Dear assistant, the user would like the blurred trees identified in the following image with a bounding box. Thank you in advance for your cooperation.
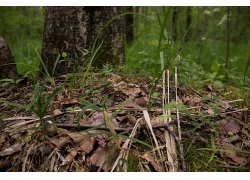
[1,6,250,80]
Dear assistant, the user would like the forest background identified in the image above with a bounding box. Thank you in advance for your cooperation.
[0,6,250,90]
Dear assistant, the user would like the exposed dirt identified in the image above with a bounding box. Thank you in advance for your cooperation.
[0,72,249,172]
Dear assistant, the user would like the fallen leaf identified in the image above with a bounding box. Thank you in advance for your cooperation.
[50,136,70,149]
[80,137,95,153]
[134,97,147,108]
[0,160,11,171]
[89,112,119,147]
[0,133,7,147]
[90,146,107,167]
[59,148,77,172]
[53,109,63,116]
[68,132,89,143]
[217,118,241,134]
[219,141,247,166]
[141,153,162,172]
[61,99,79,106]
[101,146,119,172]
[0,142,25,156]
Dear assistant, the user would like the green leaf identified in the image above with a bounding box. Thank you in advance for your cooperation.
[211,60,220,72]
[109,99,128,120]
[42,84,64,110]
[213,80,223,88]
[201,96,210,101]
[62,52,67,58]
[214,109,221,115]
[0,79,15,83]
[208,72,217,79]
[0,100,28,110]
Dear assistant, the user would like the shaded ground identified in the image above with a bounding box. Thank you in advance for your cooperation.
[0,72,249,172]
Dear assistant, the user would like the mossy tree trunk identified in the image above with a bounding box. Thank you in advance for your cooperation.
[41,6,124,76]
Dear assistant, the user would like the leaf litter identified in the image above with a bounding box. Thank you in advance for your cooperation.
[0,72,249,172]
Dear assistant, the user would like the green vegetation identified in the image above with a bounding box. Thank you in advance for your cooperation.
[0,7,43,79]
[0,6,250,172]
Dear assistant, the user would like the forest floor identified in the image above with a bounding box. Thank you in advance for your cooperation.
[0,72,249,172]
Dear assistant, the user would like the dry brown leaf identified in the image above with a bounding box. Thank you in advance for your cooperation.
[0,133,7,147]
[90,146,107,167]
[207,107,214,116]
[124,99,141,109]
[141,153,162,172]
[101,146,120,172]
[68,131,96,153]
[89,112,119,147]
[50,136,70,149]
[219,142,247,166]
[59,148,77,172]
[217,118,241,134]
[116,115,128,122]
[134,97,147,108]
[80,137,95,153]
[0,142,25,156]
[53,109,63,116]
[107,74,122,83]
[115,83,141,99]
[68,132,89,143]
[0,160,11,171]
[220,100,233,111]
[61,99,79,105]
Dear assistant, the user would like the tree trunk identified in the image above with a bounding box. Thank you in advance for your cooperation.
[185,7,191,43]
[198,7,208,65]
[125,6,134,45]
[0,36,19,80]
[41,6,124,76]
[172,6,178,41]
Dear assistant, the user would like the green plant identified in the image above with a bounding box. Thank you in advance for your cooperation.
[148,92,161,106]
[0,81,64,137]
[0,76,25,88]
[77,97,152,149]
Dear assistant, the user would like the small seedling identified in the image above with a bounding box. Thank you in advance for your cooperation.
[0,81,64,137]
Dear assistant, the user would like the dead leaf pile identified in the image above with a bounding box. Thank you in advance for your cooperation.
[0,73,249,171]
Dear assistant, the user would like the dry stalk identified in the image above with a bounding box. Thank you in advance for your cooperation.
[111,118,143,172]
[22,144,33,172]
[143,110,165,170]
[175,67,186,172]
[162,70,177,172]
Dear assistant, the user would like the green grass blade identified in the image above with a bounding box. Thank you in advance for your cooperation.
[27,39,55,87]
[243,36,250,85]
[42,84,64,110]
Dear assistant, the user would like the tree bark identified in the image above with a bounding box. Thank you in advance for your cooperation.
[125,6,134,45]
[185,7,191,43]
[172,6,178,41]
[41,6,124,76]
[0,36,19,80]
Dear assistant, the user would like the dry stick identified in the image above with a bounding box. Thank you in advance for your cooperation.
[22,144,33,172]
[143,110,164,170]
[175,67,186,172]
[163,70,176,172]
[168,70,178,171]
[55,121,175,132]
[111,118,143,172]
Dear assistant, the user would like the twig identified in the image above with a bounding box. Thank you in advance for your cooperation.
[54,121,174,132]
[175,67,186,172]
[22,144,33,172]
